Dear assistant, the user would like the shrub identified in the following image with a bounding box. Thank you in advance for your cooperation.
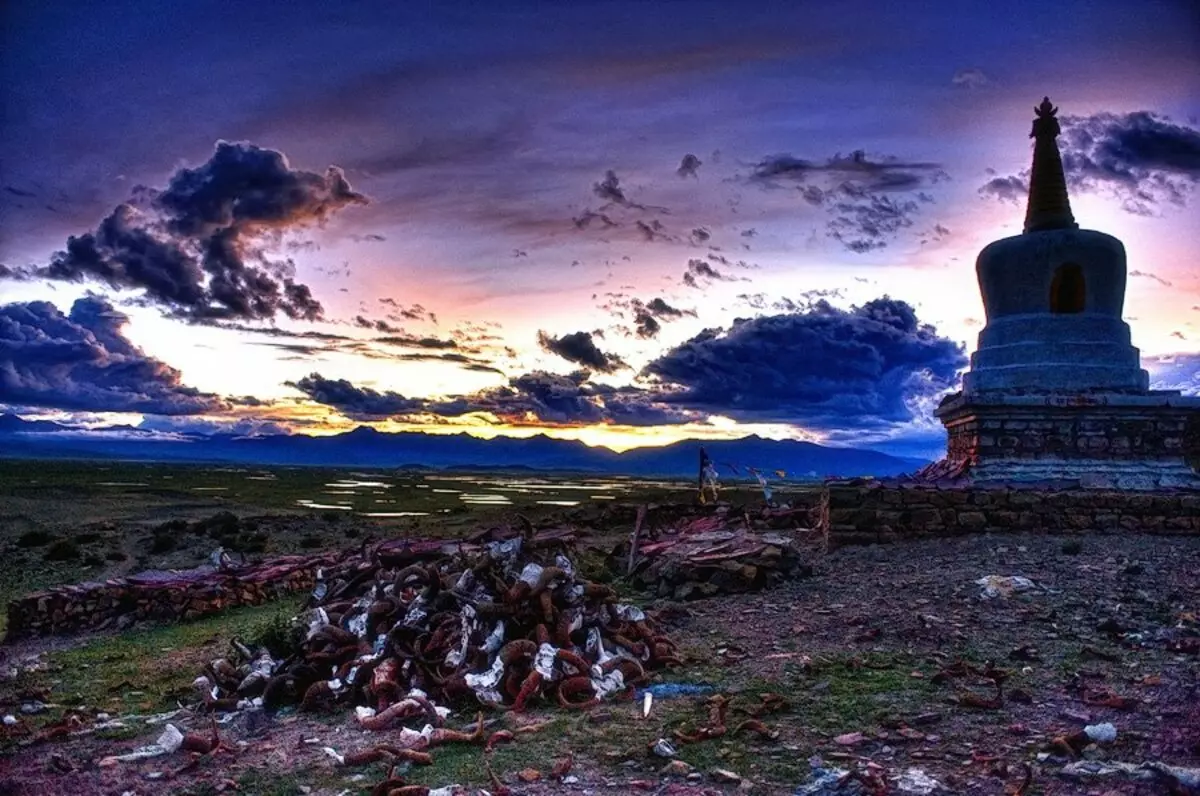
[232,531,270,554]
[156,518,189,535]
[299,535,322,549]
[74,532,103,544]
[105,550,128,562]
[198,511,240,538]
[44,539,80,561]
[17,530,55,548]
[251,609,304,660]
[1061,539,1083,555]
[150,532,177,554]
[240,538,268,554]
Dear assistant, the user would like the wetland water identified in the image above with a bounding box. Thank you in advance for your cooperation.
[0,460,701,518]
[288,472,673,513]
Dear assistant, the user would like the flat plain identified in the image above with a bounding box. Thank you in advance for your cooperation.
[1,461,1198,795]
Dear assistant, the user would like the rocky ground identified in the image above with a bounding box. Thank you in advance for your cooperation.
[2,527,1197,796]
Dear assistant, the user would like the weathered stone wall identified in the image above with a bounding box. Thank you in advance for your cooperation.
[819,482,1200,545]
[4,553,338,641]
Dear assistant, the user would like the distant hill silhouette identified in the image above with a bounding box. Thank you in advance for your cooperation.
[0,414,926,478]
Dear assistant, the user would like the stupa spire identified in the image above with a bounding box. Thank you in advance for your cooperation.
[1023,97,1078,233]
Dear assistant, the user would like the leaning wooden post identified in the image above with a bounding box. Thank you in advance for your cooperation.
[627,504,648,575]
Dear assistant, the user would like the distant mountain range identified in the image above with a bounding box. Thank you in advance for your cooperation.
[0,414,927,478]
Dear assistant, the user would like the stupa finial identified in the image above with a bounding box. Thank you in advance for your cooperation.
[1023,96,1077,233]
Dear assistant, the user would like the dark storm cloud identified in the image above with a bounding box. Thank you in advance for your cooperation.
[206,322,353,343]
[155,141,366,238]
[0,296,222,414]
[572,211,618,230]
[827,194,922,253]
[254,342,328,357]
[463,363,506,375]
[601,294,696,339]
[374,334,460,350]
[228,394,272,407]
[740,289,845,313]
[593,170,629,205]
[433,371,615,425]
[645,298,693,319]
[0,264,27,281]
[217,317,466,361]
[978,174,1028,203]
[286,373,428,419]
[5,142,367,322]
[290,369,691,427]
[677,154,702,178]
[587,170,670,221]
[980,111,1200,215]
[1058,111,1200,213]
[291,298,967,436]
[641,297,966,428]
[430,370,693,427]
[751,150,942,189]
[750,150,945,252]
[633,309,661,339]
[922,223,952,244]
[536,330,627,373]
[379,299,436,324]
[390,351,502,373]
[682,258,737,288]
[737,293,769,310]
[635,219,672,242]
[572,167,674,244]
[354,315,404,333]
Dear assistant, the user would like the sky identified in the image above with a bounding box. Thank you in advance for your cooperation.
[2,0,1199,459]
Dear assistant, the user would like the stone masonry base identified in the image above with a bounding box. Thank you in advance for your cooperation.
[934,390,1200,489]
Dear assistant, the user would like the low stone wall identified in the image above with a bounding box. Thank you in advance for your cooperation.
[819,482,1200,545]
[4,553,340,641]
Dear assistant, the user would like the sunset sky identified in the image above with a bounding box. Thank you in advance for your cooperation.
[2,0,1198,458]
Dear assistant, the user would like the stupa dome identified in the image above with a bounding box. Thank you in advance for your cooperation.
[964,97,1149,395]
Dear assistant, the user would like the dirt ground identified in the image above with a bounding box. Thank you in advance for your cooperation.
[2,526,1197,796]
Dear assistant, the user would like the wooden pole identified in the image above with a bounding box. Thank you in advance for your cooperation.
[627,504,647,576]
